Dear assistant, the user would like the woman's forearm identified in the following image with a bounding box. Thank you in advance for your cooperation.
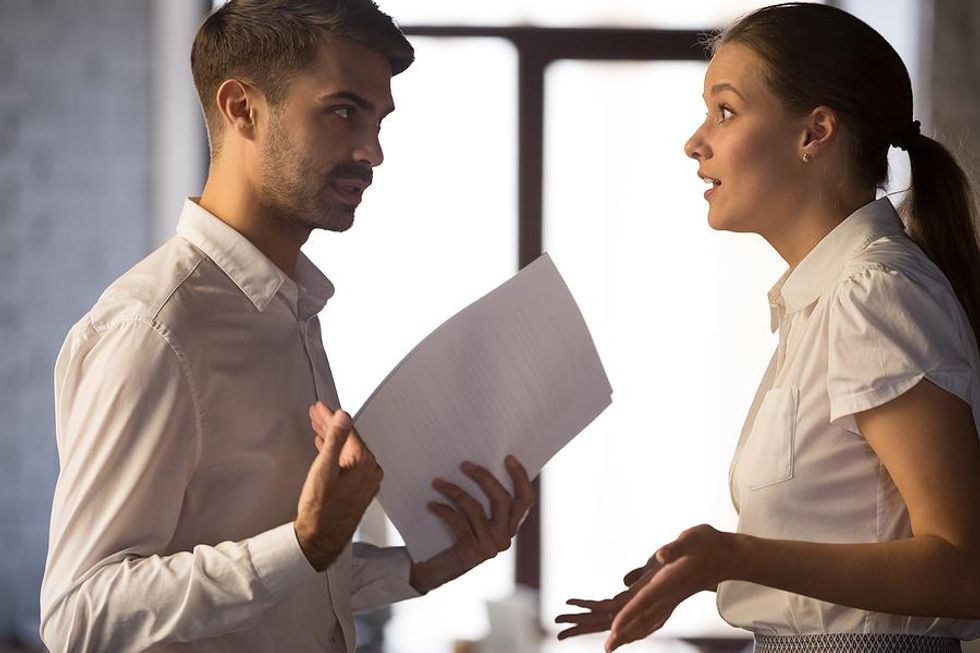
[729,532,980,619]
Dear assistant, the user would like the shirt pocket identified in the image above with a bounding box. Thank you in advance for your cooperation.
[740,386,799,491]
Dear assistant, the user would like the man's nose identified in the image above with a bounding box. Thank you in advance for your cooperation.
[354,133,384,168]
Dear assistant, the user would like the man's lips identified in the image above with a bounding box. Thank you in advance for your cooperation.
[330,179,370,205]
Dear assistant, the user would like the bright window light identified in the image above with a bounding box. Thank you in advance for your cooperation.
[304,37,519,652]
[379,0,805,28]
[540,59,785,639]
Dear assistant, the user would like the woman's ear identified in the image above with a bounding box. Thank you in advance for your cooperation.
[800,105,839,155]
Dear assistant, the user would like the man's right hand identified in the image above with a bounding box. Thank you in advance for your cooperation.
[294,402,383,572]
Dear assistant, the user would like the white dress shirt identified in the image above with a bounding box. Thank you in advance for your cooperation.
[717,198,980,639]
[41,199,419,652]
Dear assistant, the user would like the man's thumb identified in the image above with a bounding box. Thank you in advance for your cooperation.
[312,404,353,467]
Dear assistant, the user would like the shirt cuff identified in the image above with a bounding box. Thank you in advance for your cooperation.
[248,522,321,598]
[350,544,421,614]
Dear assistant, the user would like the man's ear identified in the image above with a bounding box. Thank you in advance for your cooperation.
[799,105,839,156]
[215,79,259,142]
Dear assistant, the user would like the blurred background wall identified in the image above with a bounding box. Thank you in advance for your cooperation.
[0,0,154,644]
[0,0,977,650]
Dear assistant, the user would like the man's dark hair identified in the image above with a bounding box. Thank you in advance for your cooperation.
[191,0,414,158]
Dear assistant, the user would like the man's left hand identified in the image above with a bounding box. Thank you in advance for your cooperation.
[409,456,534,594]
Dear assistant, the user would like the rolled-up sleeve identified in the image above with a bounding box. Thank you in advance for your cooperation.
[41,317,319,651]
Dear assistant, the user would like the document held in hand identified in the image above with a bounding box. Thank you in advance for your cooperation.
[354,253,613,562]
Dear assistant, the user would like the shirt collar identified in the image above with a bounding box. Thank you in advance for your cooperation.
[175,198,334,316]
[768,197,907,332]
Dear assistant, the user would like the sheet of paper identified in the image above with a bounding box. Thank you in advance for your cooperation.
[354,253,612,562]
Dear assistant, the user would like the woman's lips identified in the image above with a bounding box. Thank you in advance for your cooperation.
[700,174,721,200]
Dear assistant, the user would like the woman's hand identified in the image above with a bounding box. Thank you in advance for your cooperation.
[555,555,663,640]
[607,524,736,651]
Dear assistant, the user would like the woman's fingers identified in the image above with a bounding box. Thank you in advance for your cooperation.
[557,622,611,640]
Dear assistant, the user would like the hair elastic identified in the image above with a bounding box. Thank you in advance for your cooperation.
[891,120,921,151]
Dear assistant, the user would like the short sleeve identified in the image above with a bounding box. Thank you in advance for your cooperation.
[827,265,973,433]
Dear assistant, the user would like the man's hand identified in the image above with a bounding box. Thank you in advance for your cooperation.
[294,402,383,572]
[554,556,663,641]
[409,456,535,594]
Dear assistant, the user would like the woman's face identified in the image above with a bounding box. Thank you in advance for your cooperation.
[684,43,808,235]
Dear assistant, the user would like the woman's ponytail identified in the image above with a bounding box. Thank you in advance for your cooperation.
[899,135,980,347]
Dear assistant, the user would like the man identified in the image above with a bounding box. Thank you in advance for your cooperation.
[40,1,533,651]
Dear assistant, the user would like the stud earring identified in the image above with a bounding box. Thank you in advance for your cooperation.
[801,152,813,164]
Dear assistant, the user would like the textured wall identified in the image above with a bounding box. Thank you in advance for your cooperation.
[932,0,980,184]
[0,0,151,642]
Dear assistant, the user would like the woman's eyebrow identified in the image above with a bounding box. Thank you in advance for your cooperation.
[707,82,747,101]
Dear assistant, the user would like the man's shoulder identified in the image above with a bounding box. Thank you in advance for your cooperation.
[86,236,210,334]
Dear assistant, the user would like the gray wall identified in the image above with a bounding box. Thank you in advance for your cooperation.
[933,0,980,184]
[0,0,152,643]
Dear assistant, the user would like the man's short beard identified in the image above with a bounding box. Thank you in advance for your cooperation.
[258,112,357,234]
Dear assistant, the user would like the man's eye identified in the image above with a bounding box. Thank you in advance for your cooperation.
[333,107,354,120]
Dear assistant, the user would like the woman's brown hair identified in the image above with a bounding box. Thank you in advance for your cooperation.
[712,2,980,345]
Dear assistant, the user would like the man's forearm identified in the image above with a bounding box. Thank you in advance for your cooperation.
[41,524,317,651]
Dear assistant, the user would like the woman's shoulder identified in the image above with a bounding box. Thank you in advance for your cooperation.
[836,232,954,299]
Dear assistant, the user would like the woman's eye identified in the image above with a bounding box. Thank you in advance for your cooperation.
[716,106,734,124]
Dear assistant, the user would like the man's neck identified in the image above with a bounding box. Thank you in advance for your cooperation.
[198,170,309,280]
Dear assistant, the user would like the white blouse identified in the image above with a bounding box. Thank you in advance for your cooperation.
[716,198,980,639]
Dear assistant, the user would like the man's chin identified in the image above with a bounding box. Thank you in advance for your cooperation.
[306,206,355,233]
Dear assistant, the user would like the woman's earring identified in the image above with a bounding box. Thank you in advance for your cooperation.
[801,152,813,164]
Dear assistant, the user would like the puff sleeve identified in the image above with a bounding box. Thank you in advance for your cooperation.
[826,264,974,434]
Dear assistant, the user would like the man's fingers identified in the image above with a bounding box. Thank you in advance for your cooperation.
[427,501,476,541]
[505,455,534,533]
[339,426,371,464]
[308,403,352,467]
[308,402,377,469]
[461,462,512,545]
[433,479,501,559]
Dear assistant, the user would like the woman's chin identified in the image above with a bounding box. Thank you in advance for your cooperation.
[706,208,729,232]
[707,207,753,234]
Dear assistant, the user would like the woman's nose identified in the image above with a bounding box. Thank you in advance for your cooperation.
[684,124,710,161]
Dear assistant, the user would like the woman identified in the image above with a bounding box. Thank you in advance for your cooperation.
[556,4,980,652]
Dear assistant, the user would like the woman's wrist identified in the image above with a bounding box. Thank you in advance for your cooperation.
[719,530,753,585]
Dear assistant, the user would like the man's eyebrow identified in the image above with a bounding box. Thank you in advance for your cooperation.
[707,82,747,101]
[320,91,395,117]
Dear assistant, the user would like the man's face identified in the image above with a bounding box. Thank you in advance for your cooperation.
[257,37,395,233]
